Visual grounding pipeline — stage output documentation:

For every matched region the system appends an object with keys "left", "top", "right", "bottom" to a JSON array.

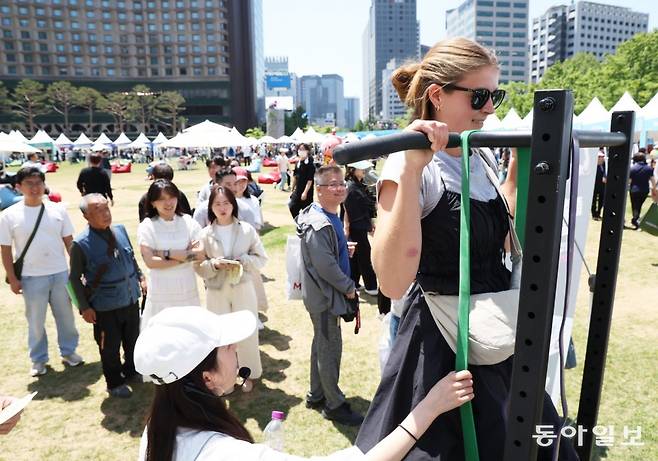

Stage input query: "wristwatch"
[{"left": 163, "top": 249, "right": 170, "bottom": 260}]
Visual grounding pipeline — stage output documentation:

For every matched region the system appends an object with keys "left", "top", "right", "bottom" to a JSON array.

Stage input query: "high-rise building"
[
  {"left": 530, "top": 1, "right": 649, "bottom": 82},
  {"left": 250, "top": 0, "right": 265, "bottom": 124},
  {"left": 344, "top": 97, "right": 360, "bottom": 130},
  {"left": 446, "top": 0, "right": 529, "bottom": 83},
  {"left": 382, "top": 58, "right": 407, "bottom": 121},
  {"left": 0, "top": 0, "right": 260, "bottom": 134},
  {"left": 362, "top": 0, "right": 419, "bottom": 120},
  {"left": 264, "top": 56, "right": 297, "bottom": 110},
  {"left": 298, "top": 74, "right": 345, "bottom": 128}
]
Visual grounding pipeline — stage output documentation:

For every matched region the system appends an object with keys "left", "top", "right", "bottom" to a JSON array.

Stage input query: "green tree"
[
  {"left": 99, "top": 92, "right": 131, "bottom": 133},
  {"left": 155, "top": 91, "right": 186, "bottom": 134},
  {"left": 536, "top": 53, "right": 601, "bottom": 114},
  {"left": 0, "top": 81, "right": 9, "bottom": 113},
  {"left": 245, "top": 126, "right": 265, "bottom": 139},
  {"left": 12, "top": 79, "right": 48, "bottom": 134},
  {"left": 497, "top": 81, "right": 537, "bottom": 119},
  {"left": 284, "top": 105, "right": 308, "bottom": 135},
  {"left": 129, "top": 84, "right": 159, "bottom": 133},
  {"left": 46, "top": 81, "right": 77, "bottom": 134},
  {"left": 74, "top": 87, "right": 103, "bottom": 130},
  {"left": 353, "top": 119, "right": 365, "bottom": 131},
  {"left": 598, "top": 31, "right": 658, "bottom": 107}
]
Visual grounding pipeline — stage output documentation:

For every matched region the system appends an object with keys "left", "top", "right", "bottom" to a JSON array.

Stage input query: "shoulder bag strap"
[{"left": 15, "top": 203, "right": 45, "bottom": 263}]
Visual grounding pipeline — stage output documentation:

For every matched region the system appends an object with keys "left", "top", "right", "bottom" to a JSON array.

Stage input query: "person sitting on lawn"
[{"left": 135, "top": 306, "right": 474, "bottom": 461}]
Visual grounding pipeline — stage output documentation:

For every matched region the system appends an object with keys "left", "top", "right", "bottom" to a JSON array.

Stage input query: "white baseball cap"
[
  {"left": 347, "top": 160, "right": 373, "bottom": 170},
  {"left": 134, "top": 306, "right": 257, "bottom": 385}
]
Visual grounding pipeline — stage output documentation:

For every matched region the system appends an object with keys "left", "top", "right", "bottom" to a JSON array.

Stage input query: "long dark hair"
[
  {"left": 207, "top": 185, "right": 239, "bottom": 223},
  {"left": 145, "top": 347, "right": 253, "bottom": 461},
  {"left": 344, "top": 167, "right": 362, "bottom": 183},
  {"left": 145, "top": 179, "right": 183, "bottom": 219}
]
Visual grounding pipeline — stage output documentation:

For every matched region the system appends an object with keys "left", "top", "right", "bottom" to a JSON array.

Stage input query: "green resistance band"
[
  {"left": 456, "top": 130, "right": 480, "bottom": 461},
  {"left": 66, "top": 281, "right": 80, "bottom": 310}
]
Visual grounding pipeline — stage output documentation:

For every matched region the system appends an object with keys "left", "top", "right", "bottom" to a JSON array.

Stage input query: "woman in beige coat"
[{"left": 194, "top": 186, "right": 267, "bottom": 391}]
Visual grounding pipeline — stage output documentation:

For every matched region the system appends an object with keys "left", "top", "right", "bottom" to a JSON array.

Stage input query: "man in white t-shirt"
[
  {"left": 0, "top": 167, "right": 83, "bottom": 377},
  {"left": 275, "top": 148, "right": 290, "bottom": 191},
  {"left": 21, "top": 153, "right": 47, "bottom": 174}
]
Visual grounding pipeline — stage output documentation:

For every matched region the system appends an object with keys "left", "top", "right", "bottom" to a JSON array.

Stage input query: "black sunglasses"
[{"left": 443, "top": 83, "right": 506, "bottom": 110}]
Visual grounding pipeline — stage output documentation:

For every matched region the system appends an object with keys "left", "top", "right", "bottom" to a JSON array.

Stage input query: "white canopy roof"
[
  {"left": 73, "top": 133, "right": 93, "bottom": 147},
  {"left": 113, "top": 132, "right": 132, "bottom": 146},
  {"left": 95, "top": 133, "right": 114, "bottom": 145},
  {"left": 128, "top": 133, "right": 151, "bottom": 149},
  {"left": 577, "top": 97, "right": 609, "bottom": 126},
  {"left": 0, "top": 139, "right": 41, "bottom": 153},
  {"left": 183, "top": 119, "right": 232, "bottom": 135},
  {"left": 301, "top": 127, "right": 326, "bottom": 144},
  {"left": 276, "top": 135, "right": 292, "bottom": 144},
  {"left": 161, "top": 130, "right": 238, "bottom": 149},
  {"left": 54, "top": 133, "right": 73, "bottom": 146},
  {"left": 500, "top": 108, "right": 524, "bottom": 130},
  {"left": 91, "top": 141, "right": 111, "bottom": 151},
  {"left": 609, "top": 91, "right": 642, "bottom": 114},
  {"left": 9, "top": 130, "right": 29, "bottom": 143},
  {"left": 151, "top": 132, "right": 168, "bottom": 145},
  {"left": 482, "top": 113, "right": 503, "bottom": 130},
  {"left": 258, "top": 135, "right": 277, "bottom": 144},
  {"left": 289, "top": 127, "right": 304, "bottom": 141},
  {"left": 29, "top": 130, "right": 55, "bottom": 144},
  {"left": 641, "top": 93, "right": 658, "bottom": 119}
]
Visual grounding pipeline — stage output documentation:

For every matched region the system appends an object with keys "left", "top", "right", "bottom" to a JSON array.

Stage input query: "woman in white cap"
[
  {"left": 343, "top": 160, "right": 378, "bottom": 296},
  {"left": 135, "top": 306, "right": 474, "bottom": 461}
]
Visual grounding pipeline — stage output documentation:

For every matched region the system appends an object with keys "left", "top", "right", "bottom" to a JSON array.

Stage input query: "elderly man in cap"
[{"left": 69, "top": 193, "right": 146, "bottom": 398}]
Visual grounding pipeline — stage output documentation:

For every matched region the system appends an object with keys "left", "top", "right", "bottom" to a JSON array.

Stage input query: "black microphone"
[{"left": 238, "top": 367, "right": 251, "bottom": 386}]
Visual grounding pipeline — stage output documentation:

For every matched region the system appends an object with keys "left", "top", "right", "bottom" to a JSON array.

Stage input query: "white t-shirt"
[
  {"left": 138, "top": 427, "right": 364, "bottom": 461},
  {"left": 197, "top": 180, "right": 213, "bottom": 205},
  {"left": 378, "top": 150, "right": 498, "bottom": 219},
  {"left": 21, "top": 160, "right": 47, "bottom": 173},
  {"left": 237, "top": 196, "right": 262, "bottom": 231},
  {"left": 276, "top": 155, "right": 289, "bottom": 172},
  {"left": 0, "top": 201, "right": 74, "bottom": 276},
  {"left": 213, "top": 223, "right": 235, "bottom": 258}
]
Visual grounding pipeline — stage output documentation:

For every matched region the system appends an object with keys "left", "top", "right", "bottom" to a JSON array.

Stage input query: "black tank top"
[{"left": 416, "top": 176, "right": 511, "bottom": 295}]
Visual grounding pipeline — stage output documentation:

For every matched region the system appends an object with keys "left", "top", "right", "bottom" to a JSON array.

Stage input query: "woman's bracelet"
[{"left": 397, "top": 424, "right": 418, "bottom": 443}]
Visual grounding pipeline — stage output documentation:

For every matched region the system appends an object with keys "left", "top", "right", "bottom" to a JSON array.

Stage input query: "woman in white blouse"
[
  {"left": 137, "top": 179, "right": 204, "bottom": 330},
  {"left": 234, "top": 171, "right": 263, "bottom": 232},
  {"left": 194, "top": 185, "right": 267, "bottom": 392}
]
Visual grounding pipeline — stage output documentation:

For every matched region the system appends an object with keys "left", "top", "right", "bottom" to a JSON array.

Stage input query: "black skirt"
[{"left": 355, "top": 288, "right": 580, "bottom": 461}]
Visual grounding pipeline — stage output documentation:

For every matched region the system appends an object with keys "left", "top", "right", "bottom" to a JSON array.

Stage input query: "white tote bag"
[{"left": 286, "top": 235, "right": 303, "bottom": 300}]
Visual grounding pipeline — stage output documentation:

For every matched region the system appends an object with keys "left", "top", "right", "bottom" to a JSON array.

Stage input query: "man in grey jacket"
[{"left": 296, "top": 165, "right": 363, "bottom": 426}]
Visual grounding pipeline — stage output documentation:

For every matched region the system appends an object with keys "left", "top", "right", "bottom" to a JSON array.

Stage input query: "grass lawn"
[{"left": 0, "top": 160, "right": 655, "bottom": 460}]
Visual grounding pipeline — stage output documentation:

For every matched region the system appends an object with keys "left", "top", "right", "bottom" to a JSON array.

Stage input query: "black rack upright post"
[
  {"left": 576, "top": 111, "right": 635, "bottom": 461},
  {"left": 503, "top": 89, "right": 575, "bottom": 461}
]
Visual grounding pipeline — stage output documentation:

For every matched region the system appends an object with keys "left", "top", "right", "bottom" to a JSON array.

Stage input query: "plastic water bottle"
[{"left": 263, "top": 410, "right": 285, "bottom": 451}]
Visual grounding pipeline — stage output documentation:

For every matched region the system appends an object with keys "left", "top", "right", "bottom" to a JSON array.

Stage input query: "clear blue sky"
[{"left": 263, "top": 0, "right": 655, "bottom": 105}]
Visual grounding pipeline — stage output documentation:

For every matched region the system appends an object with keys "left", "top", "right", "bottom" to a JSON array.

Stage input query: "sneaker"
[
  {"left": 305, "top": 396, "right": 326, "bottom": 410},
  {"left": 61, "top": 353, "right": 84, "bottom": 367},
  {"left": 108, "top": 384, "right": 132, "bottom": 399},
  {"left": 30, "top": 362, "right": 47, "bottom": 377},
  {"left": 321, "top": 402, "right": 364, "bottom": 426},
  {"left": 364, "top": 288, "right": 379, "bottom": 296}
]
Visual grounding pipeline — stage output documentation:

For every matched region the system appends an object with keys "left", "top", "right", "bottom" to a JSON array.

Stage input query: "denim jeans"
[
  {"left": 278, "top": 171, "right": 288, "bottom": 190},
  {"left": 21, "top": 270, "right": 79, "bottom": 364}
]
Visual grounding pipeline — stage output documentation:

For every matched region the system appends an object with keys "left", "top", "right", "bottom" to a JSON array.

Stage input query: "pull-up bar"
[
  {"left": 332, "top": 129, "right": 627, "bottom": 165},
  {"left": 332, "top": 89, "right": 635, "bottom": 461}
]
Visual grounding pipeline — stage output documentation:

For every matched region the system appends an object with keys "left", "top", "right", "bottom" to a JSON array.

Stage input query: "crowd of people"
[{"left": 1, "top": 36, "right": 657, "bottom": 461}]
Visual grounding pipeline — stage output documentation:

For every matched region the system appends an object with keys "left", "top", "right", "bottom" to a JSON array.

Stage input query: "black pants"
[
  {"left": 629, "top": 191, "right": 648, "bottom": 226},
  {"left": 348, "top": 228, "right": 377, "bottom": 291},
  {"left": 591, "top": 185, "right": 605, "bottom": 218},
  {"left": 93, "top": 302, "right": 140, "bottom": 389},
  {"left": 289, "top": 197, "right": 312, "bottom": 219}
]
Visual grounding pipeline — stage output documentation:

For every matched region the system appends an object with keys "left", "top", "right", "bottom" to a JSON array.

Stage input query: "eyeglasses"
[
  {"left": 317, "top": 182, "right": 347, "bottom": 189},
  {"left": 21, "top": 180, "right": 45, "bottom": 188},
  {"left": 443, "top": 83, "right": 506, "bottom": 110}
]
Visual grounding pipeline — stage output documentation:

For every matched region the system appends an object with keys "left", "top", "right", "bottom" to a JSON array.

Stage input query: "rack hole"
[
  {"left": 525, "top": 338, "right": 533, "bottom": 346},
  {"left": 514, "top": 440, "right": 522, "bottom": 447},
  {"left": 528, "top": 311, "right": 535, "bottom": 319},
  {"left": 608, "top": 230, "right": 614, "bottom": 235},
  {"left": 538, "top": 195, "right": 546, "bottom": 203},
  {"left": 611, "top": 193, "right": 617, "bottom": 199},
  {"left": 535, "top": 225, "right": 544, "bottom": 234},
  {"left": 530, "top": 283, "right": 538, "bottom": 291},
  {"left": 520, "top": 391, "right": 527, "bottom": 398},
  {"left": 517, "top": 416, "right": 525, "bottom": 423},
  {"left": 542, "top": 133, "right": 551, "bottom": 142},
  {"left": 522, "top": 365, "right": 530, "bottom": 372}
]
